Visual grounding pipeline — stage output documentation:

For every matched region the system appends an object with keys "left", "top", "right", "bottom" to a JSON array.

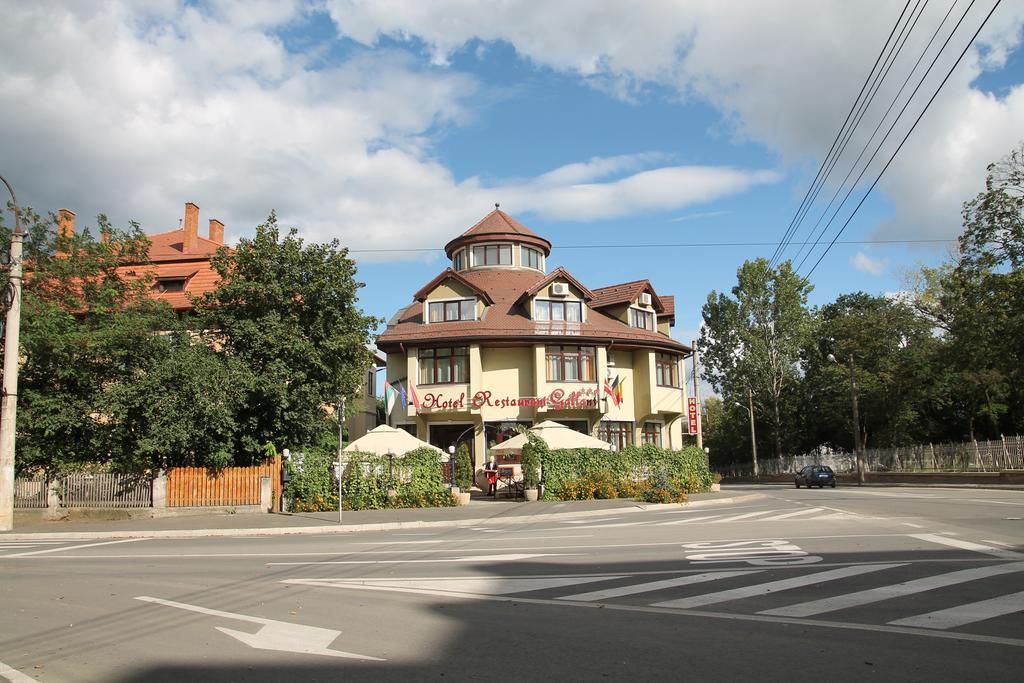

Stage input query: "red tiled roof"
[
  {"left": 444, "top": 209, "right": 552, "bottom": 257},
  {"left": 118, "top": 260, "right": 221, "bottom": 312},
  {"left": 413, "top": 268, "right": 495, "bottom": 304},
  {"left": 590, "top": 279, "right": 665, "bottom": 313},
  {"left": 521, "top": 267, "right": 594, "bottom": 300},
  {"left": 146, "top": 228, "right": 224, "bottom": 262},
  {"left": 661, "top": 295, "right": 675, "bottom": 322},
  {"left": 378, "top": 267, "right": 689, "bottom": 352}
]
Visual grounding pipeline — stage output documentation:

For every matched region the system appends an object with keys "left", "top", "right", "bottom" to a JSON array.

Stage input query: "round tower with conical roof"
[{"left": 444, "top": 206, "right": 551, "bottom": 273}]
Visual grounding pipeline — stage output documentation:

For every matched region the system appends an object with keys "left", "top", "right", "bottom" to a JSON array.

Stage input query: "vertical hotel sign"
[{"left": 687, "top": 397, "right": 699, "bottom": 435}]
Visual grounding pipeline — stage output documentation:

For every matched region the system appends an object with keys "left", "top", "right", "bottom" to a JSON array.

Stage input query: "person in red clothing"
[{"left": 485, "top": 458, "right": 498, "bottom": 496}]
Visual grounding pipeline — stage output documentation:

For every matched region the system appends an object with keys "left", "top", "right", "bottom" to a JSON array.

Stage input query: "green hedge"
[
  {"left": 541, "top": 444, "right": 712, "bottom": 501},
  {"left": 285, "top": 446, "right": 456, "bottom": 512}
]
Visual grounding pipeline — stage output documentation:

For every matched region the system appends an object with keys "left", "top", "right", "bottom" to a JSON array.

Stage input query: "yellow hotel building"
[{"left": 377, "top": 208, "right": 693, "bottom": 479}]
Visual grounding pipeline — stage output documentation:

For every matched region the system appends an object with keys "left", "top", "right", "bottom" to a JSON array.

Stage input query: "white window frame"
[
  {"left": 452, "top": 248, "right": 467, "bottom": 271},
  {"left": 520, "top": 245, "right": 545, "bottom": 271},
  {"left": 423, "top": 297, "right": 477, "bottom": 324},
  {"left": 533, "top": 297, "right": 586, "bottom": 323},
  {"left": 470, "top": 242, "right": 515, "bottom": 268},
  {"left": 628, "top": 306, "right": 655, "bottom": 331}
]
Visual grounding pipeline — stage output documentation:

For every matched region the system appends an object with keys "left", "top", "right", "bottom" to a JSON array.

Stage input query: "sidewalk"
[{"left": 2, "top": 490, "right": 753, "bottom": 540}]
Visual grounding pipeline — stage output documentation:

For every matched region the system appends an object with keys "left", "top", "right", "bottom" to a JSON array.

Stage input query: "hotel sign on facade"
[{"left": 420, "top": 387, "right": 600, "bottom": 412}]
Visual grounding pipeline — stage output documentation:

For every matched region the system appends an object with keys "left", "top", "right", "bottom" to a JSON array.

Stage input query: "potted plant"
[
  {"left": 455, "top": 442, "right": 473, "bottom": 505},
  {"left": 521, "top": 433, "right": 545, "bottom": 502}
]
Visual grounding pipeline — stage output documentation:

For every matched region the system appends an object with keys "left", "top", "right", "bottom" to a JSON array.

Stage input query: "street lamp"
[
  {"left": 0, "top": 174, "right": 24, "bottom": 531},
  {"left": 828, "top": 353, "right": 865, "bottom": 485},
  {"left": 734, "top": 387, "right": 758, "bottom": 479}
]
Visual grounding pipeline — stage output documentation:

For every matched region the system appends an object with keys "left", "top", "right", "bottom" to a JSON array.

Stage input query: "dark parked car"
[{"left": 795, "top": 465, "right": 836, "bottom": 488}]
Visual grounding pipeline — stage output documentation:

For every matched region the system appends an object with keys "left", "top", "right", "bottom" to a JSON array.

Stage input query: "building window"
[
  {"left": 629, "top": 307, "right": 653, "bottom": 330},
  {"left": 453, "top": 249, "right": 467, "bottom": 271},
  {"left": 471, "top": 244, "right": 512, "bottom": 266},
  {"left": 642, "top": 422, "right": 663, "bottom": 446},
  {"left": 428, "top": 299, "right": 476, "bottom": 323},
  {"left": 545, "top": 345, "right": 596, "bottom": 382},
  {"left": 535, "top": 299, "right": 582, "bottom": 322},
  {"left": 521, "top": 246, "right": 543, "bottom": 270},
  {"left": 153, "top": 277, "right": 187, "bottom": 293},
  {"left": 419, "top": 347, "right": 469, "bottom": 384},
  {"left": 366, "top": 370, "right": 375, "bottom": 396},
  {"left": 598, "top": 421, "right": 633, "bottom": 451},
  {"left": 655, "top": 353, "right": 680, "bottom": 387}
]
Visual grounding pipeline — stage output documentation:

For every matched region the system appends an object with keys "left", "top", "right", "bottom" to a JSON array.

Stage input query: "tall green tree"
[
  {"left": 700, "top": 258, "right": 814, "bottom": 458},
  {"left": 1, "top": 207, "right": 175, "bottom": 473},
  {"left": 193, "top": 212, "right": 379, "bottom": 460}
]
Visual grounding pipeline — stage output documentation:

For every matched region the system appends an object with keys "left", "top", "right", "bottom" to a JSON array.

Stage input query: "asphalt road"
[{"left": 2, "top": 485, "right": 1023, "bottom": 681}]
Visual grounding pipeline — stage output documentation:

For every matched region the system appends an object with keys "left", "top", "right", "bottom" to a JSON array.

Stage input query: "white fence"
[
  {"left": 719, "top": 435, "right": 1024, "bottom": 477},
  {"left": 14, "top": 473, "right": 153, "bottom": 509}
]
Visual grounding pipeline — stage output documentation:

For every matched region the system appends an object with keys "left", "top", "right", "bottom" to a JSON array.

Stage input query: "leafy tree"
[
  {"left": 193, "top": 212, "right": 379, "bottom": 461},
  {"left": 1, "top": 207, "right": 175, "bottom": 474},
  {"left": 700, "top": 258, "right": 814, "bottom": 458}
]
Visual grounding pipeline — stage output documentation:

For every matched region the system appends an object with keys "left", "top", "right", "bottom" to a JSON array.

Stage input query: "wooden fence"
[{"left": 167, "top": 461, "right": 277, "bottom": 507}]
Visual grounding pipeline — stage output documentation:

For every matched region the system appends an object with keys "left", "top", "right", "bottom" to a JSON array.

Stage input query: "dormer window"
[
  {"left": 471, "top": 244, "right": 512, "bottom": 266},
  {"left": 521, "top": 245, "right": 544, "bottom": 270},
  {"left": 536, "top": 299, "right": 582, "bottom": 322},
  {"left": 428, "top": 298, "right": 476, "bottom": 323},
  {"left": 153, "top": 277, "right": 187, "bottom": 293},
  {"left": 629, "top": 307, "right": 654, "bottom": 330}
]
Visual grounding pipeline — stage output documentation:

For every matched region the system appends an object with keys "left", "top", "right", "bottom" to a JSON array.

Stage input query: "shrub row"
[
  {"left": 542, "top": 444, "right": 711, "bottom": 502},
  {"left": 285, "top": 446, "right": 456, "bottom": 512}
]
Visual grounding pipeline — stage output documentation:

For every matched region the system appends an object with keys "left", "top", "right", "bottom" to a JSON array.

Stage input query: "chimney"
[
  {"left": 208, "top": 218, "right": 224, "bottom": 245},
  {"left": 183, "top": 202, "right": 199, "bottom": 252},
  {"left": 57, "top": 208, "right": 75, "bottom": 240}
]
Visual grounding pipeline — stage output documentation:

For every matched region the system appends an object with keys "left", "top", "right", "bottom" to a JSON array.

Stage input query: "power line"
[
  {"left": 769, "top": 0, "right": 916, "bottom": 268},
  {"left": 787, "top": 0, "right": 939, "bottom": 268},
  {"left": 346, "top": 238, "right": 955, "bottom": 254},
  {"left": 802, "top": 0, "right": 1003, "bottom": 280},
  {"left": 793, "top": 0, "right": 961, "bottom": 270}
]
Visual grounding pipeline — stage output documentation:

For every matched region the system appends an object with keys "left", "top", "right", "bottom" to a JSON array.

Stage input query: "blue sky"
[{"left": 2, "top": 1, "right": 1023, "bottom": 344}]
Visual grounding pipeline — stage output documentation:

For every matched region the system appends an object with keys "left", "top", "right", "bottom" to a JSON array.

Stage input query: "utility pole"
[
  {"left": 691, "top": 339, "right": 703, "bottom": 451},
  {"left": 748, "top": 387, "right": 758, "bottom": 479},
  {"left": 0, "top": 174, "right": 24, "bottom": 532},
  {"left": 848, "top": 355, "right": 864, "bottom": 486},
  {"left": 336, "top": 395, "right": 345, "bottom": 524}
]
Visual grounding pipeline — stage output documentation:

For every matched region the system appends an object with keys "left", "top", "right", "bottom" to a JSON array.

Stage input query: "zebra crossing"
[
  {"left": 556, "top": 505, "right": 867, "bottom": 529},
  {"left": 290, "top": 557, "right": 1024, "bottom": 639}
]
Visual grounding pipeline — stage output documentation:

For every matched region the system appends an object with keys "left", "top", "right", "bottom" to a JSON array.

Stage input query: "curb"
[{"left": 0, "top": 494, "right": 762, "bottom": 542}]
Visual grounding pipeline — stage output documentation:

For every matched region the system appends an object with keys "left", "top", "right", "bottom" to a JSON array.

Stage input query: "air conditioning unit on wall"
[
  {"left": 551, "top": 282, "right": 570, "bottom": 296},
  {"left": 639, "top": 292, "right": 652, "bottom": 306}
]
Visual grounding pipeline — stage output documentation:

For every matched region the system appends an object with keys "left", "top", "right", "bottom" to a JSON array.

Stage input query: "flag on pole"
[
  {"left": 384, "top": 382, "right": 397, "bottom": 416},
  {"left": 615, "top": 376, "right": 626, "bottom": 406},
  {"left": 398, "top": 381, "right": 408, "bottom": 410},
  {"left": 604, "top": 375, "right": 622, "bottom": 407},
  {"left": 410, "top": 384, "right": 421, "bottom": 410}
]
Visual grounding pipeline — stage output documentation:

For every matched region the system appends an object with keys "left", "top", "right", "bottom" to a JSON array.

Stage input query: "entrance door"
[{"left": 429, "top": 423, "right": 476, "bottom": 483}]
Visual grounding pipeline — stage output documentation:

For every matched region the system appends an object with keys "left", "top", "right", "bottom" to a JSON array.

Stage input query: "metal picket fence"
[
  {"left": 14, "top": 476, "right": 48, "bottom": 508},
  {"left": 58, "top": 473, "right": 153, "bottom": 508},
  {"left": 719, "top": 434, "right": 1024, "bottom": 477}
]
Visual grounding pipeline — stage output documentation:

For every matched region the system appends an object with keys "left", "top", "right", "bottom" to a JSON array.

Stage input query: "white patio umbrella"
[
  {"left": 490, "top": 420, "right": 611, "bottom": 452},
  {"left": 342, "top": 425, "right": 444, "bottom": 457}
]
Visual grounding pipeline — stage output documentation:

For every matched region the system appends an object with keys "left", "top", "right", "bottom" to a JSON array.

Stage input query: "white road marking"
[
  {"left": 135, "top": 596, "right": 384, "bottom": 660},
  {"left": 286, "top": 571, "right": 1024, "bottom": 649},
  {"left": 709, "top": 510, "right": 777, "bottom": 523},
  {"left": 963, "top": 499, "right": 1024, "bottom": 507},
  {"left": 657, "top": 514, "right": 727, "bottom": 526},
  {"left": 6, "top": 538, "right": 144, "bottom": 557},
  {"left": 911, "top": 534, "right": 1024, "bottom": 560},
  {"left": 653, "top": 564, "right": 902, "bottom": 610},
  {"left": 286, "top": 575, "right": 619, "bottom": 596},
  {"left": 561, "top": 518, "right": 620, "bottom": 524},
  {"left": 889, "top": 590, "right": 1024, "bottom": 630},
  {"left": 0, "top": 660, "right": 36, "bottom": 683},
  {"left": 761, "top": 561, "right": 1024, "bottom": 618},
  {"left": 981, "top": 540, "right": 1013, "bottom": 547},
  {"left": 901, "top": 523, "right": 924, "bottom": 529},
  {"left": 838, "top": 491, "right": 936, "bottom": 498},
  {"left": 558, "top": 571, "right": 761, "bottom": 602},
  {"left": 760, "top": 508, "right": 825, "bottom": 521},
  {"left": 268, "top": 552, "right": 579, "bottom": 566}
]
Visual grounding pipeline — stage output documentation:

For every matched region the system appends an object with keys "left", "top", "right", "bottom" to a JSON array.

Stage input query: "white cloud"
[
  {"left": 0, "top": 1, "right": 777, "bottom": 260},
  {"left": 851, "top": 250, "right": 885, "bottom": 276},
  {"left": 324, "top": 0, "right": 1024, "bottom": 242}
]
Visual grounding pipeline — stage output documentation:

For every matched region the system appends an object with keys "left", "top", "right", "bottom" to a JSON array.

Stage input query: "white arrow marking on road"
[{"left": 135, "top": 596, "right": 384, "bottom": 661}]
